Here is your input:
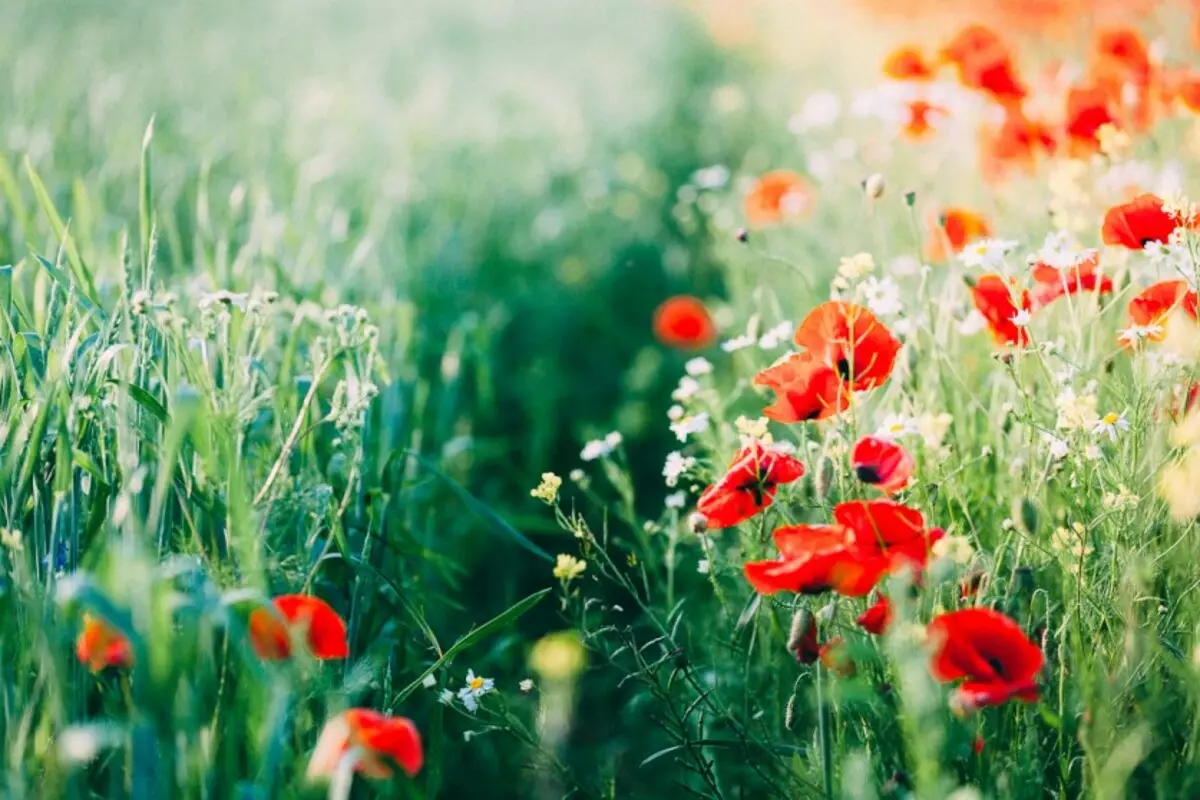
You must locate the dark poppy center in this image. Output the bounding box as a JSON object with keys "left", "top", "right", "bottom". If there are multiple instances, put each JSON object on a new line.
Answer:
{"left": 855, "top": 465, "right": 882, "bottom": 484}
{"left": 985, "top": 656, "right": 1008, "bottom": 680}
{"left": 835, "top": 358, "right": 853, "bottom": 381}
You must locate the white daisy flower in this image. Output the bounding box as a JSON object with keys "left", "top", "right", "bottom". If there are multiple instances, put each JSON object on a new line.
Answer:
{"left": 1118, "top": 324, "right": 1163, "bottom": 345}
{"left": 1092, "top": 411, "right": 1130, "bottom": 441}
{"left": 669, "top": 413, "right": 710, "bottom": 443}
{"left": 1043, "top": 434, "right": 1070, "bottom": 461}
{"left": 958, "top": 238, "right": 1019, "bottom": 271}
{"left": 877, "top": 413, "right": 919, "bottom": 439}
{"left": 663, "top": 451, "right": 696, "bottom": 487}
{"left": 860, "top": 276, "right": 903, "bottom": 317}
{"left": 672, "top": 376, "right": 702, "bottom": 401}
{"left": 458, "top": 670, "right": 495, "bottom": 713}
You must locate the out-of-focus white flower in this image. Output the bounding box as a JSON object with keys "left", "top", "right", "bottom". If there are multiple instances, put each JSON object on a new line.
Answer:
{"left": 1044, "top": 434, "right": 1070, "bottom": 460}
{"left": 697, "top": 559, "right": 711, "bottom": 575}
{"left": 721, "top": 334, "right": 756, "bottom": 352}
{"left": 1119, "top": 324, "right": 1164, "bottom": 345}
{"left": 663, "top": 451, "right": 696, "bottom": 487}
{"left": 670, "top": 413, "right": 710, "bottom": 443}
{"left": 1055, "top": 387, "right": 1099, "bottom": 430}
{"left": 878, "top": 413, "right": 918, "bottom": 439}
{"left": 1011, "top": 309, "right": 1032, "bottom": 327}
{"left": 665, "top": 491, "right": 687, "bottom": 509}
{"left": 789, "top": 91, "right": 842, "bottom": 133}
{"left": 958, "top": 238, "right": 1019, "bottom": 271}
{"left": 838, "top": 253, "right": 876, "bottom": 280}
{"left": 888, "top": 256, "right": 923, "bottom": 277}
{"left": 685, "top": 357, "right": 713, "bottom": 376}
{"left": 519, "top": 678, "right": 535, "bottom": 693}
{"left": 692, "top": 165, "right": 730, "bottom": 190}
{"left": 860, "top": 276, "right": 903, "bottom": 317}
{"left": 758, "top": 321, "right": 794, "bottom": 349}
{"left": 958, "top": 310, "right": 988, "bottom": 336}
{"left": 672, "top": 376, "right": 703, "bottom": 401}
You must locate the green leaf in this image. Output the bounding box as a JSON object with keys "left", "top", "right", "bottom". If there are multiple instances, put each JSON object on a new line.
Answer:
{"left": 25, "top": 157, "right": 101, "bottom": 307}
{"left": 399, "top": 449, "right": 552, "bottom": 562}
{"left": 392, "top": 587, "right": 550, "bottom": 706}
{"left": 33, "top": 254, "right": 104, "bottom": 321}
{"left": 122, "top": 382, "right": 169, "bottom": 423}
{"left": 139, "top": 117, "right": 156, "bottom": 272}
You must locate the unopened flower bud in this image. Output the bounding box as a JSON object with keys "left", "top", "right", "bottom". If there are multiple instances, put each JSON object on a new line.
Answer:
{"left": 862, "top": 173, "right": 885, "bottom": 199}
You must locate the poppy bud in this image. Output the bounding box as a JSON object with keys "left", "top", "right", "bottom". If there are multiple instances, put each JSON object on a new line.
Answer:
{"left": 862, "top": 173, "right": 886, "bottom": 200}
{"left": 1014, "top": 565, "right": 1035, "bottom": 592}
{"left": 787, "top": 609, "right": 819, "bottom": 663}
{"left": 904, "top": 190, "right": 917, "bottom": 207}
{"left": 688, "top": 512, "right": 707, "bottom": 534}
{"left": 784, "top": 693, "right": 796, "bottom": 731}
{"left": 813, "top": 456, "right": 835, "bottom": 500}
{"left": 1014, "top": 497, "right": 1039, "bottom": 536}
{"left": 735, "top": 227, "right": 750, "bottom": 243}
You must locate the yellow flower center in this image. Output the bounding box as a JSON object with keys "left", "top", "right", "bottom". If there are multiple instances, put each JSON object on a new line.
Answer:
{"left": 1103, "top": 412, "right": 1120, "bottom": 425}
{"left": 469, "top": 677, "right": 485, "bottom": 691}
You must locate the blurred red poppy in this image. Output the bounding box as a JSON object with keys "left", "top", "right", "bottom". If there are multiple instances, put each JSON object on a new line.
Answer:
{"left": 76, "top": 614, "right": 134, "bottom": 672}
{"left": 249, "top": 594, "right": 349, "bottom": 661}
{"left": 980, "top": 109, "right": 1056, "bottom": 181}
{"left": 307, "top": 709, "right": 423, "bottom": 781}
{"left": 744, "top": 500, "right": 942, "bottom": 597}
{"left": 940, "top": 24, "right": 1026, "bottom": 104}
{"left": 902, "top": 100, "right": 946, "bottom": 140}
{"left": 857, "top": 594, "right": 893, "bottom": 635}
{"left": 927, "top": 208, "right": 991, "bottom": 262}
{"left": 755, "top": 352, "right": 849, "bottom": 423}
{"left": 883, "top": 45, "right": 937, "bottom": 81}
{"left": 653, "top": 296, "right": 717, "bottom": 349}
{"left": 696, "top": 442, "right": 805, "bottom": 529}
{"left": 1065, "top": 85, "right": 1117, "bottom": 156}
{"left": 744, "top": 170, "right": 814, "bottom": 227}
{"left": 1124, "top": 279, "right": 1200, "bottom": 346}
{"left": 851, "top": 436, "right": 914, "bottom": 495}
{"left": 970, "top": 274, "right": 1032, "bottom": 347}
{"left": 928, "top": 608, "right": 1043, "bottom": 709}
{"left": 819, "top": 637, "right": 856, "bottom": 676}
{"left": 1092, "top": 28, "right": 1153, "bottom": 90}
{"left": 793, "top": 302, "right": 901, "bottom": 393}
{"left": 1031, "top": 252, "right": 1113, "bottom": 307}
{"left": 1101, "top": 194, "right": 1178, "bottom": 250}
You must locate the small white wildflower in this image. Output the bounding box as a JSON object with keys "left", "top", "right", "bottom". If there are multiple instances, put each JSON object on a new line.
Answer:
{"left": 458, "top": 670, "right": 495, "bottom": 713}
{"left": 605, "top": 432, "right": 623, "bottom": 449}
{"left": 838, "top": 253, "right": 876, "bottom": 280}
{"left": 670, "top": 413, "right": 710, "bottom": 443}
{"left": 438, "top": 689, "right": 455, "bottom": 705}
{"left": 1055, "top": 387, "right": 1099, "bottom": 431}
{"left": 932, "top": 535, "right": 975, "bottom": 565}
{"left": 757, "top": 321, "right": 794, "bottom": 350}
{"left": 685, "top": 357, "right": 713, "bottom": 376}
{"left": 531, "top": 472, "right": 562, "bottom": 504}
{"left": 667, "top": 404, "right": 685, "bottom": 421}
{"left": 918, "top": 412, "right": 954, "bottom": 450}
{"left": 888, "top": 255, "right": 922, "bottom": 276}
{"left": 980, "top": 445, "right": 993, "bottom": 457}
{"left": 1044, "top": 434, "right": 1070, "bottom": 460}
{"left": 1118, "top": 324, "right": 1163, "bottom": 345}
{"left": 958, "top": 238, "right": 1019, "bottom": 271}
{"left": 860, "top": 276, "right": 903, "bottom": 317}
{"left": 569, "top": 468, "right": 586, "bottom": 483}
{"left": 1092, "top": 411, "right": 1130, "bottom": 441}
{"left": 789, "top": 91, "right": 842, "bottom": 133}
{"left": 580, "top": 439, "right": 612, "bottom": 462}
{"left": 665, "top": 491, "right": 687, "bottom": 509}
{"left": 721, "top": 334, "right": 756, "bottom": 352}
{"left": 957, "top": 310, "right": 988, "bottom": 336}
{"left": 663, "top": 452, "right": 696, "bottom": 487}
{"left": 735, "top": 415, "right": 771, "bottom": 444}
{"left": 1084, "top": 444, "right": 1102, "bottom": 461}
{"left": 877, "top": 413, "right": 919, "bottom": 439}
{"left": 422, "top": 674, "right": 437, "bottom": 689}
{"left": 519, "top": 678, "right": 535, "bottom": 693}
{"left": 672, "top": 376, "right": 703, "bottom": 401}
{"left": 1010, "top": 309, "right": 1033, "bottom": 327}
{"left": 1001, "top": 518, "right": 1015, "bottom": 531}
{"left": 697, "top": 559, "right": 711, "bottom": 575}
{"left": 692, "top": 165, "right": 730, "bottom": 190}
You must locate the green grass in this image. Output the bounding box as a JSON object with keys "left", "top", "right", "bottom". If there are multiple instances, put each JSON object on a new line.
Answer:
{"left": 5, "top": 0, "right": 1200, "bottom": 797}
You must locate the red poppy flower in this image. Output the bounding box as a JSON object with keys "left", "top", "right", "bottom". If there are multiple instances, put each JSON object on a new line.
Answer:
{"left": 970, "top": 274, "right": 1032, "bottom": 347}
{"left": 1065, "top": 85, "right": 1117, "bottom": 155}
{"left": 1124, "top": 279, "right": 1200, "bottom": 347}
{"left": 927, "top": 608, "right": 1043, "bottom": 709}
{"left": 696, "top": 442, "right": 805, "bottom": 529}
{"left": 980, "top": 109, "right": 1056, "bottom": 181}
{"left": 744, "top": 501, "right": 942, "bottom": 597}
{"left": 883, "top": 45, "right": 937, "bottom": 81}
{"left": 793, "top": 302, "right": 902, "bottom": 393}
{"left": 653, "top": 296, "right": 717, "bottom": 349}
{"left": 76, "top": 614, "right": 134, "bottom": 672}
{"left": 1092, "top": 28, "right": 1153, "bottom": 89}
{"left": 754, "top": 352, "right": 848, "bottom": 423}
{"left": 1031, "top": 252, "right": 1113, "bottom": 307}
{"left": 857, "top": 594, "right": 893, "bottom": 635}
{"left": 851, "top": 436, "right": 914, "bottom": 495}
{"left": 902, "top": 100, "right": 946, "bottom": 140}
{"left": 744, "top": 170, "right": 815, "bottom": 227}
{"left": 249, "top": 595, "right": 350, "bottom": 661}
{"left": 307, "top": 709, "right": 423, "bottom": 781}
{"left": 926, "top": 208, "right": 991, "bottom": 262}
{"left": 940, "top": 24, "right": 1026, "bottom": 104}
{"left": 1101, "top": 194, "right": 1179, "bottom": 250}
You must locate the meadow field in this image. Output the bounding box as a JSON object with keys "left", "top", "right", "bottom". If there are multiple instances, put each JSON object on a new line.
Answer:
{"left": 3, "top": 0, "right": 1200, "bottom": 797}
